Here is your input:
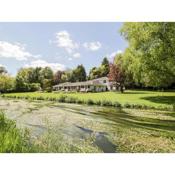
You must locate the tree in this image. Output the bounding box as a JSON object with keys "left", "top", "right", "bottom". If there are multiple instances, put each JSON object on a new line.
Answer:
{"left": 72, "top": 65, "right": 86, "bottom": 82}
{"left": 100, "top": 57, "right": 110, "bottom": 77}
{"left": 0, "top": 75, "right": 15, "bottom": 93}
{"left": 88, "top": 58, "right": 110, "bottom": 80}
{"left": 0, "top": 66, "right": 7, "bottom": 75}
{"left": 53, "top": 71, "right": 63, "bottom": 85}
{"left": 15, "top": 68, "right": 31, "bottom": 92}
{"left": 42, "top": 79, "right": 53, "bottom": 92}
{"left": 88, "top": 67, "right": 101, "bottom": 80}
{"left": 15, "top": 68, "right": 41, "bottom": 92}
{"left": 121, "top": 22, "right": 175, "bottom": 88}
{"left": 39, "top": 67, "right": 54, "bottom": 89}
{"left": 108, "top": 62, "right": 125, "bottom": 93}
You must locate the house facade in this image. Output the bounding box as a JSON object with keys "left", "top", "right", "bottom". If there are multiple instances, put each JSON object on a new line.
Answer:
{"left": 53, "top": 77, "right": 118, "bottom": 92}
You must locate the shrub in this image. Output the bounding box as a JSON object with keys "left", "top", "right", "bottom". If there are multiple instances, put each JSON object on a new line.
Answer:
{"left": 95, "top": 100, "right": 101, "bottom": 106}
{"left": 123, "top": 103, "right": 131, "bottom": 108}
{"left": 65, "top": 96, "right": 77, "bottom": 103}
{"left": 172, "top": 104, "right": 175, "bottom": 111}
{"left": 76, "top": 99, "right": 83, "bottom": 104}
{"left": 36, "top": 96, "right": 44, "bottom": 100}
{"left": 113, "top": 101, "right": 121, "bottom": 108}
{"left": 101, "top": 100, "right": 112, "bottom": 106}
{"left": 86, "top": 99, "right": 94, "bottom": 105}
{"left": 58, "top": 95, "right": 67, "bottom": 103}
{"left": 29, "top": 83, "right": 41, "bottom": 92}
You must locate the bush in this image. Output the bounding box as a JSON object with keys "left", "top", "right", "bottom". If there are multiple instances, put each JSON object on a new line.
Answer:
{"left": 113, "top": 101, "right": 122, "bottom": 108}
{"left": 86, "top": 99, "right": 94, "bottom": 105}
{"left": 29, "top": 83, "right": 41, "bottom": 92}
{"left": 172, "top": 104, "right": 175, "bottom": 111}
{"left": 101, "top": 100, "right": 112, "bottom": 106}
{"left": 65, "top": 96, "right": 77, "bottom": 103}
{"left": 76, "top": 99, "right": 83, "bottom": 104}
{"left": 95, "top": 100, "right": 101, "bottom": 106}
{"left": 58, "top": 95, "right": 67, "bottom": 103}
{"left": 123, "top": 103, "right": 131, "bottom": 108}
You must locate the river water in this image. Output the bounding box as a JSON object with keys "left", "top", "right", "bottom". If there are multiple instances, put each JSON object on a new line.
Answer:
{"left": 1, "top": 98, "right": 175, "bottom": 153}
{"left": 0, "top": 98, "right": 121, "bottom": 152}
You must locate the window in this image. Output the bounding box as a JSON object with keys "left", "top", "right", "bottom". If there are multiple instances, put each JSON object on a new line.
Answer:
{"left": 103, "top": 80, "right": 106, "bottom": 83}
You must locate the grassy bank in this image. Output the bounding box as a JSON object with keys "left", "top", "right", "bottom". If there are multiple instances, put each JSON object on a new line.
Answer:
{"left": 0, "top": 112, "right": 36, "bottom": 153}
{"left": 2, "top": 90, "right": 175, "bottom": 110}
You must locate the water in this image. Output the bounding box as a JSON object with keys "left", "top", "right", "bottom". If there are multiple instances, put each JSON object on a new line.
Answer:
{"left": 1, "top": 98, "right": 175, "bottom": 153}
{"left": 0, "top": 98, "right": 119, "bottom": 152}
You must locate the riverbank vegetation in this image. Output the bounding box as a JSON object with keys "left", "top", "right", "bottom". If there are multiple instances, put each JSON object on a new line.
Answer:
{"left": 2, "top": 90, "right": 175, "bottom": 110}
{"left": 0, "top": 112, "right": 34, "bottom": 153}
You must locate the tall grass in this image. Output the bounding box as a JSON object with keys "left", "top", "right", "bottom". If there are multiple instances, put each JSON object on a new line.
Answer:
{"left": 2, "top": 91, "right": 175, "bottom": 110}
{"left": 0, "top": 112, "right": 37, "bottom": 153}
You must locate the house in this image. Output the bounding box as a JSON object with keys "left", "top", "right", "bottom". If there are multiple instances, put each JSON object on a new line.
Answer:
{"left": 53, "top": 77, "right": 119, "bottom": 92}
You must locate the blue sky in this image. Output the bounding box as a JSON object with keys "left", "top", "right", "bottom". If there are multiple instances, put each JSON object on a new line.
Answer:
{"left": 0, "top": 22, "right": 128, "bottom": 75}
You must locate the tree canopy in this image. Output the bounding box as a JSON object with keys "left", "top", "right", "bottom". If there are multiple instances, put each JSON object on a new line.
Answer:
{"left": 121, "top": 22, "right": 175, "bottom": 88}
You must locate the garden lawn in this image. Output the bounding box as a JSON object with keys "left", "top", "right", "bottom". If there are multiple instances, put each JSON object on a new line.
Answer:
{"left": 2, "top": 90, "right": 175, "bottom": 109}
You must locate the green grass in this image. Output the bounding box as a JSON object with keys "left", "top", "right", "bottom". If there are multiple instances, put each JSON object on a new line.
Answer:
{"left": 0, "top": 112, "right": 36, "bottom": 153}
{"left": 2, "top": 90, "right": 175, "bottom": 110}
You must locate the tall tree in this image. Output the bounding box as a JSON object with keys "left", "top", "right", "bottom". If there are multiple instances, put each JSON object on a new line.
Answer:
{"left": 72, "top": 65, "right": 86, "bottom": 82}
{"left": 121, "top": 22, "right": 175, "bottom": 88}
{"left": 15, "top": 68, "right": 41, "bottom": 92}
{"left": 39, "top": 67, "right": 54, "bottom": 89}
{"left": 100, "top": 57, "right": 110, "bottom": 77}
{"left": 53, "top": 70, "right": 63, "bottom": 85}
{"left": 88, "top": 67, "right": 101, "bottom": 80}
{"left": 108, "top": 62, "right": 125, "bottom": 93}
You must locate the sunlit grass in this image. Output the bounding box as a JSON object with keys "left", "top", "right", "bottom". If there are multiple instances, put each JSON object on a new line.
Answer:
{"left": 2, "top": 90, "right": 175, "bottom": 110}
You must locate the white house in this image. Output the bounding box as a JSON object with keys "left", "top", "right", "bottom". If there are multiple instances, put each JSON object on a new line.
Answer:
{"left": 53, "top": 77, "right": 118, "bottom": 92}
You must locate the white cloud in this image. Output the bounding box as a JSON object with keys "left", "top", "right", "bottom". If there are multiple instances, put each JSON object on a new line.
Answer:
{"left": 72, "top": 52, "right": 81, "bottom": 58}
{"left": 25, "top": 59, "right": 66, "bottom": 72}
{"left": 116, "top": 50, "right": 123, "bottom": 54}
{"left": 68, "top": 58, "right": 73, "bottom": 61}
{"left": 55, "top": 31, "right": 79, "bottom": 54}
{"left": 0, "top": 41, "right": 39, "bottom": 61}
{"left": 108, "top": 50, "right": 123, "bottom": 60}
{"left": 83, "top": 41, "right": 102, "bottom": 51}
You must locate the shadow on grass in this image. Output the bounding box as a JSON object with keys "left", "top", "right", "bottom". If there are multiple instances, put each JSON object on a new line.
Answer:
{"left": 141, "top": 96, "right": 175, "bottom": 105}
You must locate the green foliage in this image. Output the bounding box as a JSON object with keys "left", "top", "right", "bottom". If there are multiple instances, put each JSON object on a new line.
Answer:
{"left": 29, "top": 83, "right": 41, "bottom": 92}
{"left": 88, "top": 67, "right": 101, "bottom": 80}
{"left": 42, "top": 79, "right": 53, "bottom": 92}
{"left": 0, "top": 66, "right": 7, "bottom": 75}
{"left": 101, "top": 100, "right": 112, "bottom": 106}
{"left": 2, "top": 90, "right": 175, "bottom": 110}
{"left": 0, "top": 112, "right": 36, "bottom": 153}
{"left": 72, "top": 64, "right": 87, "bottom": 82}
{"left": 113, "top": 101, "right": 122, "bottom": 108}
{"left": 0, "top": 75, "right": 15, "bottom": 93}
{"left": 121, "top": 22, "right": 175, "bottom": 88}
{"left": 65, "top": 96, "right": 77, "bottom": 103}
{"left": 86, "top": 99, "right": 94, "bottom": 105}
{"left": 15, "top": 67, "right": 53, "bottom": 92}
{"left": 88, "top": 57, "right": 110, "bottom": 80}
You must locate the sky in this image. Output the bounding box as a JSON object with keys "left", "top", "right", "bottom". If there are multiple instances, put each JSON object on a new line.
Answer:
{"left": 0, "top": 22, "right": 128, "bottom": 75}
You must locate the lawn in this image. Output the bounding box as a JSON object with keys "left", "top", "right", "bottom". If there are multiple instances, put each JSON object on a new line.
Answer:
{"left": 2, "top": 90, "right": 175, "bottom": 110}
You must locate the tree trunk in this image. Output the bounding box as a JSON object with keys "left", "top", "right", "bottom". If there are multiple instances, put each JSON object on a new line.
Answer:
{"left": 120, "top": 83, "right": 124, "bottom": 93}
